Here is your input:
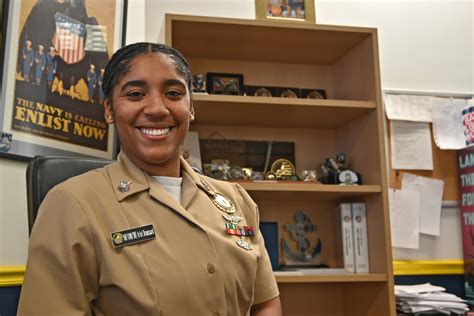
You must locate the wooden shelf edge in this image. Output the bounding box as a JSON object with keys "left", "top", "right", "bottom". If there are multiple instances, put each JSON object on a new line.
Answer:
{"left": 192, "top": 93, "right": 376, "bottom": 109}
{"left": 275, "top": 273, "right": 388, "bottom": 283}
{"left": 237, "top": 182, "right": 382, "bottom": 193}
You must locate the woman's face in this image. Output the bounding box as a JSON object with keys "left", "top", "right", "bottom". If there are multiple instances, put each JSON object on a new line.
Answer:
{"left": 105, "top": 53, "right": 194, "bottom": 176}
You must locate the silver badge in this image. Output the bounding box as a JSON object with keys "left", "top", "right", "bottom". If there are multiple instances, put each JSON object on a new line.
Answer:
{"left": 222, "top": 213, "right": 243, "bottom": 224}
{"left": 210, "top": 193, "right": 235, "bottom": 214}
{"left": 117, "top": 180, "right": 132, "bottom": 193}
{"left": 236, "top": 238, "right": 252, "bottom": 251}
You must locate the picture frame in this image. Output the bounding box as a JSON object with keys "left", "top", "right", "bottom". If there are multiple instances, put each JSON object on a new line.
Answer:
{"left": 0, "top": 0, "right": 128, "bottom": 161}
{"left": 207, "top": 72, "right": 244, "bottom": 96}
{"left": 255, "top": 0, "right": 316, "bottom": 24}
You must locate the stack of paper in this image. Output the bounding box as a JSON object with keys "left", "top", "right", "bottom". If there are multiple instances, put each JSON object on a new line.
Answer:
{"left": 395, "top": 283, "right": 469, "bottom": 314}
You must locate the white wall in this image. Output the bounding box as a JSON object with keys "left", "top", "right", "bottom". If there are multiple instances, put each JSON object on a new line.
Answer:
{"left": 1, "top": 0, "right": 472, "bottom": 265}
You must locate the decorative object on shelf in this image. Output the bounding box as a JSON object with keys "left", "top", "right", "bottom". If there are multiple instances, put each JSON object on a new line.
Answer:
{"left": 192, "top": 73, "right": 207, "bottom": 93}
{"left": 267, "top": 158, "right": 299, "bottom": 180}
{"left": 245, "top": 85, "right": 276, "bottom": 97}
{"left": 200, "top": 138, "right": 295, "bottom": 179}
{"left": 277, "top": 87, "right": 300, "bottom": 98}
{"left": 300, "top": 88, "right": 326, "bottom": 99}
{"left": 302, "top": 169, "right": 318, "bottom": 182}
{"left": 255, "top": 0, "right": 316, "bottom": 24}
{"left": 0, "top": 132, "right": 12, "bottom": 152}
{"left": 242, "top": 167, "right": 253, "bottom": 180}
{"left": 250, "top": 171, "right": 264, "bottom": 181}
{"left": 281, "top": 211, "right": 327, "bottom": 268}
{"left": 202, "top": 159, "right": 231, "bottom": 180}
{"left": 207, "top": 72, "right": 244, "bottom": 95}
{"left": 318, "top": 152, "right": 362, "bottom": 185}
{"left": 229, "top": 165, "right": 244, "bottom": 179}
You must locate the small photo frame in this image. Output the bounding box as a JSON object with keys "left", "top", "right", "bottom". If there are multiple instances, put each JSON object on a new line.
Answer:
{"left": 276, "top": 87, "right": 300, "bottom": 98}
{"left": 207, "top": 73, "right": 244, "bottom": 96}
{"left": 245, "top": 85, "right": 276, "bottom": 97}
{"left": 255, "top": 0, "right": 316, "bottom": 24}
{"left": 301, "top": 88, "right": 327, "bottom": 99}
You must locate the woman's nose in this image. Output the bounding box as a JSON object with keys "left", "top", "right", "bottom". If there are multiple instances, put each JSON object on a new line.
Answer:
{"left": 143, "top": 94, "right": 170, "bottom": 117}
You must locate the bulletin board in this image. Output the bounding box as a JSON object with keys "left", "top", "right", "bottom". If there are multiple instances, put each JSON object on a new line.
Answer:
{"left": 387, "top": 122, "right": 460, "bottom": 201}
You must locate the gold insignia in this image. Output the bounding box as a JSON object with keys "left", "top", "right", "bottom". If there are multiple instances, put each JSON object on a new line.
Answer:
{"left": 112, "top": 232, "right": 123, "bottom": 245}
{"left": 211, "top": 193, "right": 235, "bottom": 214}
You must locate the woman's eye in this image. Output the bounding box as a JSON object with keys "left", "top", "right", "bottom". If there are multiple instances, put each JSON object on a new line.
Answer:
{"left": 127, "top": 91, "right": 144, "bottom": 98}
{"left": 166, "top": 90, "right": 184, "bottom": 98}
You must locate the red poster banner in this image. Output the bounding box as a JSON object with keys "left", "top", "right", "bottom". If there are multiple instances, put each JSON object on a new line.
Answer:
{"left": 458, "top": 146, "right": 474, "bottom": 305}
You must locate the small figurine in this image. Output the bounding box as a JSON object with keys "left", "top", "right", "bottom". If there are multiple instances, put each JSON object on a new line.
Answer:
{"left": 192, "top": 74, "right": 207, "bottom": 93}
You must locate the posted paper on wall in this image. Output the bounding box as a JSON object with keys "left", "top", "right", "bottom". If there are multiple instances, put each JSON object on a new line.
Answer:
{"left": 388, "top": 188, "right": 420, "bottom": 249}
{"left": 384, "top": 94, "right": 435, "bottom": 122}
{"left": 390, "top": 120, "right": 434, "bottom": 170}
{"left": 401, "top": 173, "right": 445, "bottom": 236}
{"left": 432, "top": 98, "right": 468, "bottom": 149}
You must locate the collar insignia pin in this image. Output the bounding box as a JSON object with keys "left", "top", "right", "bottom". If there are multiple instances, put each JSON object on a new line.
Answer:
{"left": 118, "top": 180, "right": 132, "bottom": 193}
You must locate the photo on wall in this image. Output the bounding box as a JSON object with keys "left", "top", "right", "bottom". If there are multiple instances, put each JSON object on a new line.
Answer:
{"left": 0, "top": 0, "right": 127, "bottom": 159}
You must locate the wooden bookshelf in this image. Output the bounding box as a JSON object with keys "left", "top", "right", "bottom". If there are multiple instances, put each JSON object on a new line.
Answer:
{"left": 167, "top": 14, "right": 395, "bottom": 315}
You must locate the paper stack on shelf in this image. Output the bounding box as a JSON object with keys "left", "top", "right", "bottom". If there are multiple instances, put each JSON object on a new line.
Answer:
{"left": 395, "top": 283, "right": 469, "bottom": 315}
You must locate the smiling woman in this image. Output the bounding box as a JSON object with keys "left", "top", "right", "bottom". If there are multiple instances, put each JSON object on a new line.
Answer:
{"left": 17, "top": 42, "right": 282, "bottom": 316}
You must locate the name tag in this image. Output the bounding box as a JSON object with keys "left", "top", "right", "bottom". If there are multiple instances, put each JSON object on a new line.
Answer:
{"left": 111, "top": 224, "right": 156, "bottom": 248}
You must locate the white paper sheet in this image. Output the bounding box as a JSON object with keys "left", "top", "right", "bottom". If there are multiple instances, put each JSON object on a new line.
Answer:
{"left": 389, "top": 188, "right": 420, "bottom": 249}
{"left": 432, "top": 98, "right": 468, "bottom": 149}
{"left": 401, "top": 173, "right": 445, "bottom": 236}
{"left": 390, "top": 120, "right": 434, "bottom": 170}
{"left": 384, "top": 94, "right": 435, "bottom": 122}
{"left": 395, "top": 283, "right": 446, "bottom": 295}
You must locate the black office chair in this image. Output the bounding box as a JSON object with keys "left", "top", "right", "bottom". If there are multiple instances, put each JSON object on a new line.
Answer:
{"left": 26, "top": 155, "right": 114, "bottom": 234}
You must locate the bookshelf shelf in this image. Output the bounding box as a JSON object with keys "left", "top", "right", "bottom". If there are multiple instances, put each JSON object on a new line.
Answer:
{"left": 192, "top": 94, "right": 375, "bottom": 129}
{"left": 168, "top": 14, "right": 394, "bottom": 315}
{"left": 238, "top": 182, "right": 381, "bottom": 193}
{"left": 274, "top": 273, "right": 388, "bottom": 283}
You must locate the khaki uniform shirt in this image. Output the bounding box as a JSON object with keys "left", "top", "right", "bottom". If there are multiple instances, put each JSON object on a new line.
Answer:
{"left": 18, "top": 153, "right": 279, "bottom": 316}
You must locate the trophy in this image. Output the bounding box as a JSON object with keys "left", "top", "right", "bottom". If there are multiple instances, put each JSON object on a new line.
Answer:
{"left": 281, "top": 211, "right": 327, "bottom": 268}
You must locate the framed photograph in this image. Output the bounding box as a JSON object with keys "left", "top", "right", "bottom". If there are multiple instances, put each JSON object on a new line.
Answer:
{"left": 255, "top": 0, "right": 316, "bottom": 23}
{"left": 207, "top": 73, "right": 244, "bottom": 96}
{"left": 0, "top": 0, "right": 127, "bottom": 161}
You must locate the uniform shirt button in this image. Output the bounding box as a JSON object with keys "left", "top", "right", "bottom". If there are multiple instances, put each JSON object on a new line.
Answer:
{"left": 207, "top": 263, "right": 216, "bottom": 274}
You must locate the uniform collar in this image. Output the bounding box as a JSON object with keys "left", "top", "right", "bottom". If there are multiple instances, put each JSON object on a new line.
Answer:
{"left": 107, "top": 152, "right": 213, "bottom": 205}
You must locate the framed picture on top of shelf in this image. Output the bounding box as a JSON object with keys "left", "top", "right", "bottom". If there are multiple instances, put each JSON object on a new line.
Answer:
{"left": 255, "top": 0, "right": 316, "bottom": 23}
{"left": 207, "top": 73, "right": 244, "bottom": 96}
{"left": 0, "top": 0, "right": 128, "bottom": 161}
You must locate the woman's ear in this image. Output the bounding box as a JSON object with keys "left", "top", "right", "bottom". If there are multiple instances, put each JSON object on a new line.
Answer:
{"left": 104, "top": 99, "right": 114, "bottom": 124}
{"left": 189, "top": 103, "right": 195, "bottom": 122}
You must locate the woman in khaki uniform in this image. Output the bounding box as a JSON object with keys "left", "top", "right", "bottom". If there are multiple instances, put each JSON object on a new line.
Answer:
{"left": 18, "top": 43, "right": 281, "bottom": 315}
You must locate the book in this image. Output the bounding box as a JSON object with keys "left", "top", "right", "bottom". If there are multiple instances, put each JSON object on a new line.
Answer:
{"left": 352, "top": 202, "right": 369, "bottom": 273}
{"left": 259, "top": 221, "right": 279, "bottom": 271}
{"left": 336, "top": 203, "right": 355, "bottom": 273}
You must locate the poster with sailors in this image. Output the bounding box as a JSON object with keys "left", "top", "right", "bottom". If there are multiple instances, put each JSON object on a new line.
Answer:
{"left": 0, "top": 0, "right": 126, "bottom": 159}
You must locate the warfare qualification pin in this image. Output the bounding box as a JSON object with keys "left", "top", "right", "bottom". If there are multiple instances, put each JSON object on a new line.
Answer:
{"left": 222, "top": 213, "right": 243, "bottom": 224}
{"left": 211, "top": 193, "right": 235, "bottom": 214}
{"left": 236, "top": 238, "right": 253, "bottom": 251}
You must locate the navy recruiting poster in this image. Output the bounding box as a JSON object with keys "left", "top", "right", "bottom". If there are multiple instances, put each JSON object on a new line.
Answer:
{"left": 1, "top": 0, "right": 124, "bottom": 159}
